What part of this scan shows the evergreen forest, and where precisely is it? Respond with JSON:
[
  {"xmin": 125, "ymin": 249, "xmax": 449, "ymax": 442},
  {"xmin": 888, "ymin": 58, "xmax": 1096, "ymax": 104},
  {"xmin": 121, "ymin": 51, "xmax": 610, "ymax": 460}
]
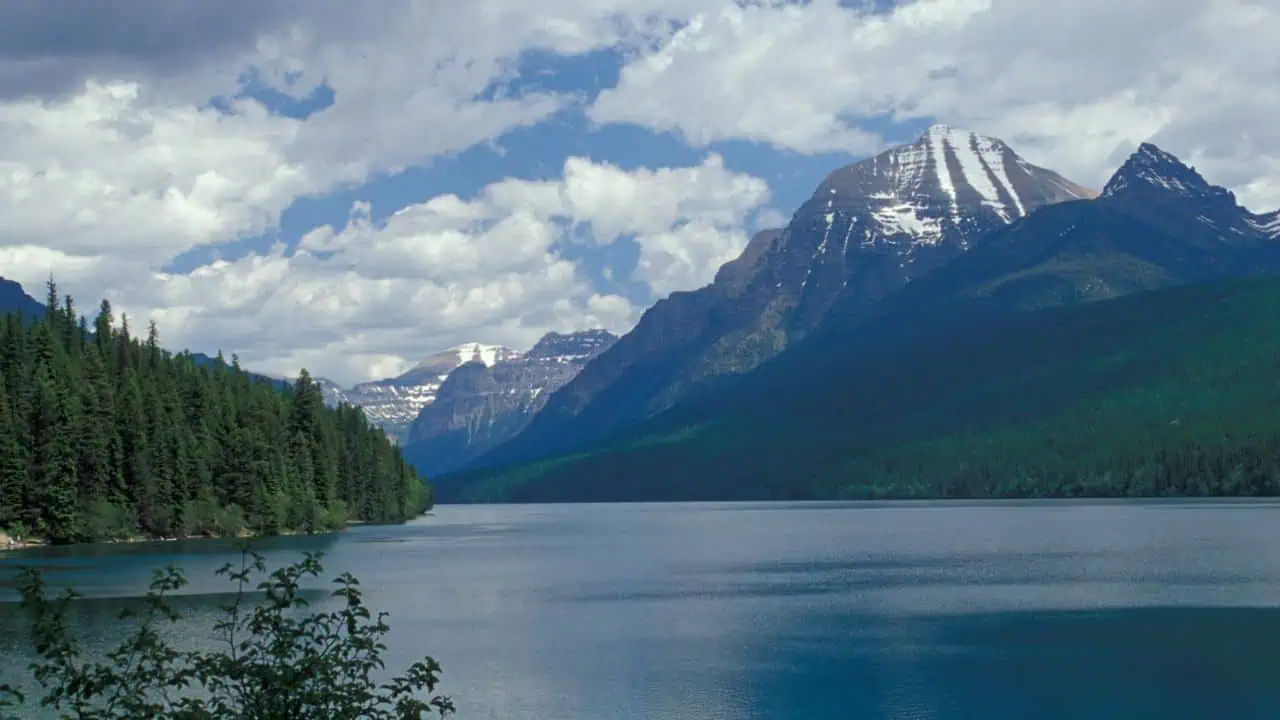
[{"xmin": 0, "ymin": 280, "xmax": 432, "ymax": 545}]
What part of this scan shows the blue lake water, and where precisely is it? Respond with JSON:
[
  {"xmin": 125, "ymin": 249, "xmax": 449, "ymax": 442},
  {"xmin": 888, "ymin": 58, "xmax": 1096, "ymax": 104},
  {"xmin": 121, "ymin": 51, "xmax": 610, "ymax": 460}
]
[{"xmin": 5, "ymin": 500, "xmax": 1280, "ymax": 718}]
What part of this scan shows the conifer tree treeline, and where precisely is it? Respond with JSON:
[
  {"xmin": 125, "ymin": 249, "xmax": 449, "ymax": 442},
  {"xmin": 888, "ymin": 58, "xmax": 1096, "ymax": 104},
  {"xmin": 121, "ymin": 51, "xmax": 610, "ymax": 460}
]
[{"xmin": 0, "ymin": 280, "xmax": 432, "ymax": 544}]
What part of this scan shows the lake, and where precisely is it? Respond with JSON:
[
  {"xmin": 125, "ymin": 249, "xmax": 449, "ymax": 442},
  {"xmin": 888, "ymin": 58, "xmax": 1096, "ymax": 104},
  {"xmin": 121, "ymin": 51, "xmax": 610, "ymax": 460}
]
[{"xmin": 5, "ymin": 500, "xmax": 1280, "ymax": 719}]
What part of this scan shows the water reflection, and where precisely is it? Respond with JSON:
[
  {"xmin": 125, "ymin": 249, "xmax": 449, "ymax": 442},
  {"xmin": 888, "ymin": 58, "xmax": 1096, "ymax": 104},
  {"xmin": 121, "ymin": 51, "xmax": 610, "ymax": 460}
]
[{"xmin": 738, "ymin": 606, "xmax": 1280, "ymax": 719}]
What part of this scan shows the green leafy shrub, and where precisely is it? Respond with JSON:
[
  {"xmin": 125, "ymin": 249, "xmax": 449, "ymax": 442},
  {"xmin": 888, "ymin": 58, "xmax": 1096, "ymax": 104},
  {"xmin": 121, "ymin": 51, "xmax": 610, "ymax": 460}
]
[{"xmin": 0, "ymin": 550, "xmax": 454, "ymax": 719}]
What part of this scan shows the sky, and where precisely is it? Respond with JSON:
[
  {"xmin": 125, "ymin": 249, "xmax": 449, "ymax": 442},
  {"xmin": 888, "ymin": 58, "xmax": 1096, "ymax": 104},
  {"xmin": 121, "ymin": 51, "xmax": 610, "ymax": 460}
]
[{"xmin": 1, "ymin": 0, "xmax": 1277, "ymax": 387}]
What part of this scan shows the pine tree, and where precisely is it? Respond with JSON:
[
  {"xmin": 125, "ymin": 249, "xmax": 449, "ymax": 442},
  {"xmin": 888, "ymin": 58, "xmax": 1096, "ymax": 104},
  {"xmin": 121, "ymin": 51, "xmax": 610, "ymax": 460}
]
[
  {"xmin": 30, "ymin": 375, "xmax": 79, "ymax": 541},
  {"xmin": 93, "ymin": 299, "xmax": 114, "ymax": 363},
  {"xmin": 0, "ymin": 371, "xmax": 29, "ymax": 528}
]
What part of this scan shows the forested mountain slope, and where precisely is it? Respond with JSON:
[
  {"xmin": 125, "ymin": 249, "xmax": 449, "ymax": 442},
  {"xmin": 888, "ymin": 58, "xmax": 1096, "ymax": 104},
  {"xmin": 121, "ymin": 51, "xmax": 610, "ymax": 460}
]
[{"xmin": 436, "ymin": 275, "xmax": 1280, "ymax": 502}]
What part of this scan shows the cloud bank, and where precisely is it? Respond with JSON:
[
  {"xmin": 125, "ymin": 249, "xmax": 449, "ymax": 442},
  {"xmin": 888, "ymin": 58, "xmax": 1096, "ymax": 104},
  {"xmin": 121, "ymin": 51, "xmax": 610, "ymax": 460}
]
[{"xmin": 1, "ymin": 0, "xmax": 1276, "ymax": 384}]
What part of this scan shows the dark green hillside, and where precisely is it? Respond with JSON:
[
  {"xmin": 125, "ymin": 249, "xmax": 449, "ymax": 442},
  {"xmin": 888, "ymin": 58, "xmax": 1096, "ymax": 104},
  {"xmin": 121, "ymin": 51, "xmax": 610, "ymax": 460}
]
[
  {"xmin": 437, "ymin": 275, "xmax": 1280, "ymax": 502},
  {"xmin": 1, "ymin": 280, "xmax": 431, "ymax": 544}
]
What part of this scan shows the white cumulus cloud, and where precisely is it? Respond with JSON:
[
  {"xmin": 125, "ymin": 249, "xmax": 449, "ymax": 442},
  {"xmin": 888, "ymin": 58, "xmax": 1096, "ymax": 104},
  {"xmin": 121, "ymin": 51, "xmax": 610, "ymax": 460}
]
[
  {"xmin": 9, "ymin": 153, "xmax": 768, "ymax": 386},
  {"xmin": 0, "ymin": 0, "xmax": 749, "ymax": 386},
  {"xmin": 591, "ymin": 0, "xmax": 1280, "ymax": 210}
]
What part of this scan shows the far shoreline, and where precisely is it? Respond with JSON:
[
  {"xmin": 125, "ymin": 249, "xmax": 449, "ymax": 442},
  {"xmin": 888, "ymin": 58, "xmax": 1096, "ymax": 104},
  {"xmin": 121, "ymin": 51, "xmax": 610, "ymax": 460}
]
[{"xmin": 0, "ymin": 514, "xmax": 433, "ymax": 556}]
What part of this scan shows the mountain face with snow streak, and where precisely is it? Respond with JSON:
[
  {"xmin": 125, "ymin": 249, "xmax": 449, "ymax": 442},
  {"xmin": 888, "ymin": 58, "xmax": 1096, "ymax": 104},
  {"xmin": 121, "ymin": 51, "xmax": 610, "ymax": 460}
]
[
  {"xmin": 1255, "ymin": 210, "xmax": 1280, "ymax": 239},
  {"xmin": 400, "ymin": 330, "xmax": 617, "ymax": 477},
  {"xmin": 824, "ymin": 141, "xmax": 1280, "ymax": 326},
  {"xmin": 780, "ymin": 124, "xmax": 1096, "ymax": 331},
  {"xmin": 318, "ymin": 343, "xmax": 522, "ymax": 442},
  {"xmin": 818, "ymin": 124, "xmax": 1094, "ymax": 246},
  {"xmin": 473, "ymin": 126, "xmax": 1095, "ymax": 470}
]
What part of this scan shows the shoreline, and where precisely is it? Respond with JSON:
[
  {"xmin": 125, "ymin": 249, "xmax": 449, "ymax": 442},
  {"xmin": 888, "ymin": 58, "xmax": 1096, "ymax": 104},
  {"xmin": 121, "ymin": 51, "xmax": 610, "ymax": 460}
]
[
  {"xmin": 0, "ymin": 531, "xmax": 43, "ymax": 551},
  {"xmin": 0, "ymin": 513, "xmax": 432, "ymax": 555},
  {"xmin": 0, "ymin": 527, "xmax": 336, "ymax": 555}
]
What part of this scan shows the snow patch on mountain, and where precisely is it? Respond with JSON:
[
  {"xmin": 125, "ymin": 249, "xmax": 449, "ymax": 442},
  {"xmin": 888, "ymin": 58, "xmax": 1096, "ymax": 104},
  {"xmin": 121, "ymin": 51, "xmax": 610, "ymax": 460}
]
[
  {"xmin": 1101, "ymin": 143, "xmax": 1219, "ymax": 199},
  {"xmin": 402, "ymin": 329, "xmax": 618, "ymax": 476},
  {"xmin": 1249, "ymin": 211, "xmax": 1280, "ymax": 239},
  {"xmin": 925, "ymin": 124, "xmax": 1046, "ymax": 224},
  {"xmin": 810, "ymin": 124, "xmax": 1093, "ymax": 253},
  {"xmin": 871, "ymin": 202, "xmax": 943, "ymax": 243},
  {"xmin": 315, "ymin": 342, "xmax": 521, "ymax": 441},
  {"xmin": 974, "ymin": 134, "xmax": 1026, "ymax": 216},
  {"xmin": 414, "ymin": 342, "xmax": 513, "ymax": 371},
  {"xmin": 924, "ymin": 126, "xmax": 959, "ymax": 216}
]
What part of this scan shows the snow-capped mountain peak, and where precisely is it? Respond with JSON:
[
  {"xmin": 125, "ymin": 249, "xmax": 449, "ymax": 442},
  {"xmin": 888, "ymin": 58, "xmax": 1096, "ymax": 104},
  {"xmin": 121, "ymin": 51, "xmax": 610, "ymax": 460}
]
[
  {"xmin": 313, "ymin": 342, "xmax": 521, "ymax": 442},
  {"xmin": 811, "ymin": 124, "xmax": 1095, "ymax": 249},
  {"xmin": 1098, "ymin": 144, "xmax": 1280, "ymax": 248},
  {"xmin": 1101, "ymin": 142, "xmax": 1228, "ymax": 202},
  {"xmin": 917, "ymin": 124, "xmax": 1026, "ymax": 221},
  {"xmin": 410, "ymin": 342, "xmax": 521, "ymax": 373},
  {"xmin": 305, "ymin": 334, "xmax": 619, "ymax": 446},
  {"xmin": 402, "ymin": 329, "xmax": 620, "ymax": 476}
]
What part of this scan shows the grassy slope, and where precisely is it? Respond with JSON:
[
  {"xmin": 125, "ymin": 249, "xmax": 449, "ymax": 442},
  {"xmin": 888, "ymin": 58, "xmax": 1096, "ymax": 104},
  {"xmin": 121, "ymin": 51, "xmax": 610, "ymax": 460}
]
[{"xmin": 436, "ymin": 275, "xmax": 1280, "ymax": 502}]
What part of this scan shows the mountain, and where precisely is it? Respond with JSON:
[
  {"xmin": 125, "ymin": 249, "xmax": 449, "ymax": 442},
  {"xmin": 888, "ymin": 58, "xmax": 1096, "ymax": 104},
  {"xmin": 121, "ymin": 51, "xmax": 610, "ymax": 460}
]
[
  {"xmin": 713, "ymin": 141, "xmax": 1280, "ymax": 426},
  {"xmin": 474, "ymin": 125, "xmax": 1094, "ymax": 468},
  {"xmin": 438, "ymin": 274, "xmax": 1280, "ymax": 503},
  {"xmin": 0, "ymin": 277, "xmax": 45, "ymax": 321},
  {"xmin": 400, "ymin": 330, "xmax": 617, "ymax": 477},
  {"xmin": 439, "ymin": 143, "xmax": 1280, "ymax": 503},
  {"xmin": 316, "ymin": 343, "xmax": 522, "ymax": 441},
  {"xmin": 314, "ymin": 376, "xmax": 352, "ymax": 407},
  {"xmin": 819, "ymin": 142, "xmax": 1280, "ymax": 324}
]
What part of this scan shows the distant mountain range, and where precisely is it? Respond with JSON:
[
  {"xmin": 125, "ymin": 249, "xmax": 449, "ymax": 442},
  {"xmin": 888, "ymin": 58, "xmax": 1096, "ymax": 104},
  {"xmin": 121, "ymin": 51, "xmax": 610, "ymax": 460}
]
[
  {"xmin": 438, "ymin": 130, "xmax": 1280, "ymax": 502},
  {"xmin": 311, "ymin": 332, "xmax": 617, "ymax": 452},
  {"xmin": 399, "ymin": 330, "xmax": 617, "ymax": 477},
  {"xmin": 314, "ymin": 343, "xmax": 523, "ymax": 442}
]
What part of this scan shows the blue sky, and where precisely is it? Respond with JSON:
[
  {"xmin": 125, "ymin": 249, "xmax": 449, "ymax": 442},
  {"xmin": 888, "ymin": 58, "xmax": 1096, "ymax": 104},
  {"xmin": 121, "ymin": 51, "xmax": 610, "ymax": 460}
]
[
  {"xmin": 188, "ymin": 46, "xmax": 904, "ymax": 307},
  {"xmin": 1, "ymin": 0, "xmax": 1276, "ymax": 385}
]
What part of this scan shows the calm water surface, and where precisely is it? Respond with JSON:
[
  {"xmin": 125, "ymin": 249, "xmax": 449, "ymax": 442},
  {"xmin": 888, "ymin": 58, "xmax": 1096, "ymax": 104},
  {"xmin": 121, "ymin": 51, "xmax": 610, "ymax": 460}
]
[{"xmin": 4, "ymin": 500, "xmax": 1280, "ymax": 719}]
